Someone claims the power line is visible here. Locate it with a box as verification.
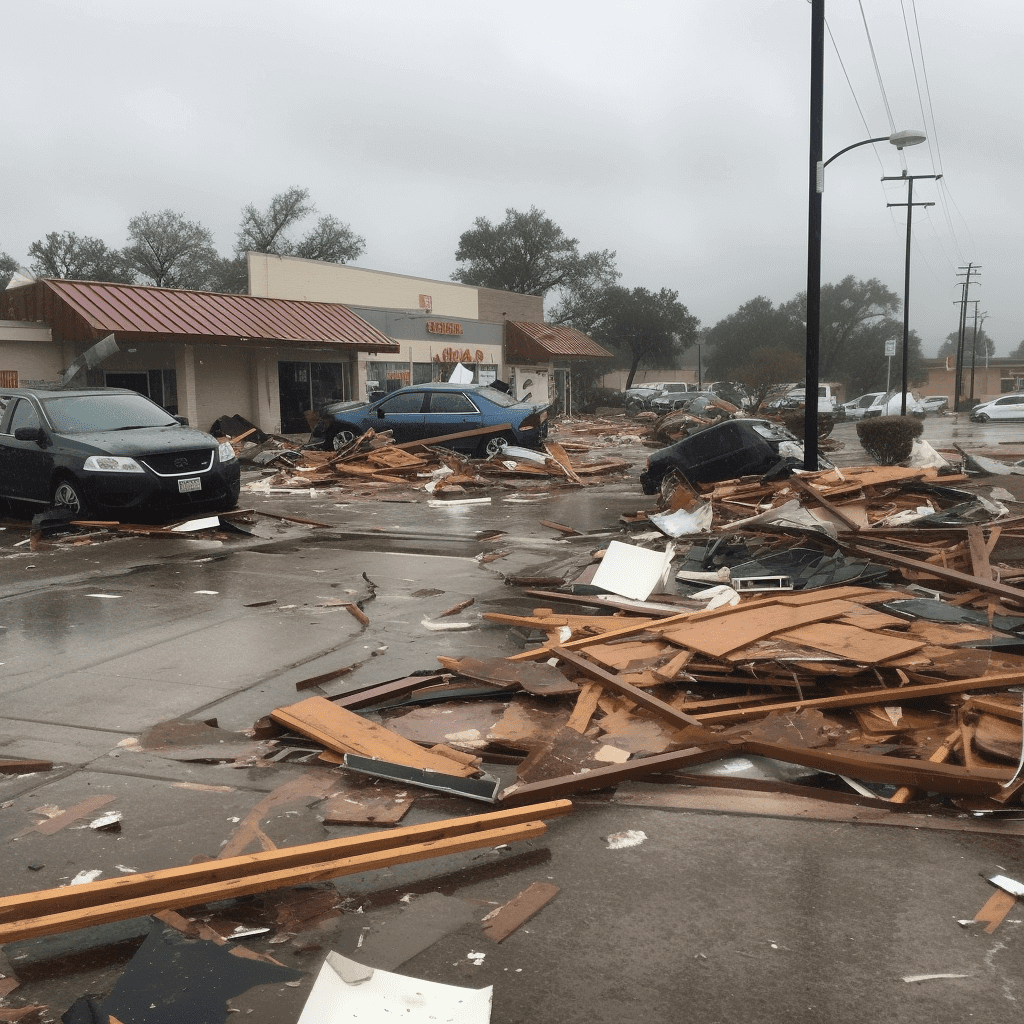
[899,0,937,176]
[857,0,898,133]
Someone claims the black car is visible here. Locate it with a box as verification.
[311,383,551,455]
[0,387,241,520]
[640,418,801,494]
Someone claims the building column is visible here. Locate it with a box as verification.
[252,349,280,433]
[174,345,199,428]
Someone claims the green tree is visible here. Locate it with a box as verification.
[735,347,804,412]
[0,250,17,290]
[937,328,995,359]
[781,276,902,382]
[1009,339,1024,359]
[122,210,218,288]
[235,186,365,263]
[592,286,699,389]
[703,296,802,379]
[841,326,926,397]
[451,206,617,296]
[27,231,131,282]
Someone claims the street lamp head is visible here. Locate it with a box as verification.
[888,129,927,150]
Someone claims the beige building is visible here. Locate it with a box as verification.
[1,279,399,434]
[246,254,612,413]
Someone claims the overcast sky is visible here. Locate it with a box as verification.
[2,0,1020,355]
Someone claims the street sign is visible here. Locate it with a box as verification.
[885,339,897,357]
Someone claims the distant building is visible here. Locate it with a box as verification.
[918,356,1024,405]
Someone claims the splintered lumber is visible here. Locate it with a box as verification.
[483,882,560,942]
[788,474,861,531]
[395,422,513,451]
[551,647,704,729]
[0,801,571,943]
[693,672,1024,727]
[770,623,926,664]
[890,730,962,804]
[742,739,1010,795]
[499,743,737,805]
[843,540,1024,605]
[271,696,476,776]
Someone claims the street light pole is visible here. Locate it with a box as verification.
[882,171,940,414]
[803,4,927,467]
[803,0,824,471]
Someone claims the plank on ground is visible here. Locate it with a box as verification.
[270,696,476,776]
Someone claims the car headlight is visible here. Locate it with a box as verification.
[83,456,145,473]
[218,441,237,463]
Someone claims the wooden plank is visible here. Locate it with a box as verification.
[565,682,602,734]
[789,474,861,531]
[975,888,1018,933]
[843,540,1024,606]
[270,696,477,776]
[771,623,926,664]
[0,823,549,945]
[967,526,995,582]
[658,600,855,658]
[742,739,1009,796]
[394,422,513,451]
[0,801,572,925]
[692,671,1024,727]
[890,730,962,804]
[0,758,52,775]
[482,882,560,942]
[550,648,704,729]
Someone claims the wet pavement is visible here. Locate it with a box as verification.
[1,425,1023,1022]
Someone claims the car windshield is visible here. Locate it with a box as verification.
[42,393,177,433]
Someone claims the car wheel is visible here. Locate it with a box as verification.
[52,476,90,517]
[326,426,356,451]
[481,432,515,458]
[975,413,989,423]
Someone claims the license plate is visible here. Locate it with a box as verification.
[178,478,201,493]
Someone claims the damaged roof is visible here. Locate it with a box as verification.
[2,279,401,352]
[505,320,614,362]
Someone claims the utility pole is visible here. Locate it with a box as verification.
[953,263,980,411]
[882,171,940,414]
[969,305,988,404]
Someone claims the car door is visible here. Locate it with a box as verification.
[1,397,54,503]
[420,390,483,449]
[370,390,428,443]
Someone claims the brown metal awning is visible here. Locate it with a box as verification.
[505,320,614,362]
[2,279,400,352]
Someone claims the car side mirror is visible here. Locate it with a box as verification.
[173,415,189,426]
[14,426,46,444]
[376,409,385,419]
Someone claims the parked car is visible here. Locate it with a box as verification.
[624,381,692,414]
[769,384,839,413]
[842,392,885,420]
[0,386,240,520]
[970,392,1024,422]
[706,381,750,408]
[920,395,949,414]
[311,382,551,455]
[640,418,801,494]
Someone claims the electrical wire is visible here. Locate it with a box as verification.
[857,0,897,134]
[899,0,937,175]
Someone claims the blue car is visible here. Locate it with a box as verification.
[311,383,551,456]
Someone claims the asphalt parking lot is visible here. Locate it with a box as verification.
[1,419,1023,1023]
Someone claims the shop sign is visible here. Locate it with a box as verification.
[433,348,486,364]
[426,320,464,336]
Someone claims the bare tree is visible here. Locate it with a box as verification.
[234,186,365,264]
[28,231,130,282]
[735,347,804,412]
[122,210,218,288]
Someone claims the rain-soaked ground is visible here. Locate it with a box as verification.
[1,417,1022,1022]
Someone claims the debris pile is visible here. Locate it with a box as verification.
[243,428,629,497]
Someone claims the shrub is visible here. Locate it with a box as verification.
[856,415,924,465]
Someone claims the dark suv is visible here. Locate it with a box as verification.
[0,387,240,520]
